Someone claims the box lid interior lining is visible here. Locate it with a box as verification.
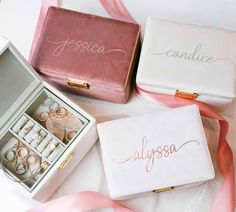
[0,48,40,119]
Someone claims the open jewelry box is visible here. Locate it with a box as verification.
[0,36,97,201]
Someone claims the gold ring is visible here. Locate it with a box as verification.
[66,131,77,141]
[3,149,16,163]
[16,147,29,158]
[38,112,49,122]
[24,127,32,135]
[56,107,67,118]
[14,163,28,175]
[25,154,38,165]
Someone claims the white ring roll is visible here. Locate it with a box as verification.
[24,125,41,143]
[18,120,35,138]
[42,139,59,158]
[12,115,29,133]
[36,135,53,152]
[48,144,64,162]
[42,97,53,106]
[30,130,47,148]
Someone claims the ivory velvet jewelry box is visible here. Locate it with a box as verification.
[31,7,140,103]
[0,36,97,201]
[97,105,215,199]
[136,18,236,109]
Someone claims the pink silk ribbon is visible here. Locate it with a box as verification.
[99,0,136,23]
[28,0,57,63]
[136,87,235,212]
[27,191,132,212]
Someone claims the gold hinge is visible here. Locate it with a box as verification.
[175,90,198,100]
[153,186,175,193]
[67,78,89,89]
[60,154,73,169]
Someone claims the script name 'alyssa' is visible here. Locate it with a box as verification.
[47,37,127,57]
[118,136,200,173]
[149,43,233,64]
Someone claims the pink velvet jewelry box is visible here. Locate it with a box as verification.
[31,7,140,103]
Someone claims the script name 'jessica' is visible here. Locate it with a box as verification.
[118,136,200,173]
[47,37,127,57]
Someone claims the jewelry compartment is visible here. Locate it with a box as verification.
[0,131,51,191]
[11,113,65,163]
[25,89,89,145]
[0,87,92,194]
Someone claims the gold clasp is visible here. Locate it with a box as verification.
[67,78,89,89]
[60,154,73,169]
[153,186,174,193]
[175,90,198,100]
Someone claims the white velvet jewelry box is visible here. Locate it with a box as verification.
[0,36,97,201]
[137,18,236,109]
[97,105,215,199]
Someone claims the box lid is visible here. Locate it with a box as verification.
[97,105,215,199]
[0,36,41,130]
[136,18,236,106]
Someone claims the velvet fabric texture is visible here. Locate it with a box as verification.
[31,7,140,103]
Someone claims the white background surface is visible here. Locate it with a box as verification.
[0,1,236,211]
